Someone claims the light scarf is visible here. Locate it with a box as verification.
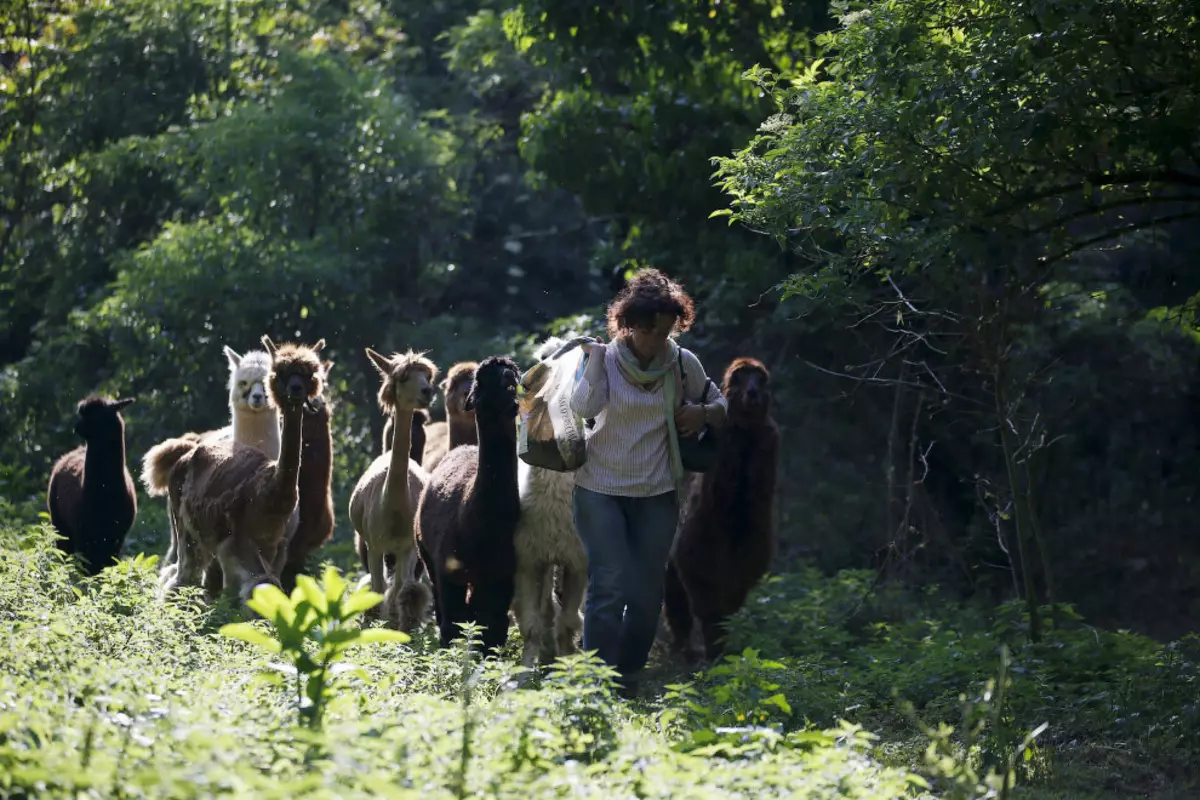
[614,337,685,492]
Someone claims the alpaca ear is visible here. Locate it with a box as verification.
[463,388,477,412]
[365,348,391,376]
[322,360,335,378]
[113,397,135,411]
[223,345,242,368]
[311,338,326,355]
[261,335,278,357]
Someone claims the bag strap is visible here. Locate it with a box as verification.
[676,347,718,406]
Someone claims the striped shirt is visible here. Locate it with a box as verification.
[570,341,728,497]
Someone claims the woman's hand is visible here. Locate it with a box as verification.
[674,403,707,437]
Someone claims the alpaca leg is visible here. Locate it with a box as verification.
[514,559,548,668]
[391,549,432,634]
[202,557,224,601]
[216,535,277,606]
[165,533,203,594]
[698,613,730,662]
[367,546,386,596]
[555,560,587,658]
[417,539,441,630]
[470,578,516,655]
[537,565,559,664]
[437,577,470,648]
[662,559,695,654]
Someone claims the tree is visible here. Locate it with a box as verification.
[714,0,1200,639]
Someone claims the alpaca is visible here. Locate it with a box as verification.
[277,360,336,593]
[511,337,587,668]
[161,346,281,582]
[664,357,780,661]
[348,348,437,631]
[46,395,137,575]
[415,356,522,653]
[141,336,325,603]
[387,361,478,471]
[408,409,429,464]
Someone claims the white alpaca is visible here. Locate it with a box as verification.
[159,346,282,584]
[512,337,588,668]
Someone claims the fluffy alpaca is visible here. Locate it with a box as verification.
[277,360,336,592]
[349,348,437,631]
[664,357,780,661]
[511,337,587,668]
[408,409,429,464]
[142,336,325,603]
[415,356,522,653]
[390,361,478,471]
[161,346,281,582]
[46,395,137,575]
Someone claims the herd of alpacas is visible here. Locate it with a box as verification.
[45,333,779,667]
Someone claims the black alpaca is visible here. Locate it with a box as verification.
[414,356,522,652]
[46,395,138,575]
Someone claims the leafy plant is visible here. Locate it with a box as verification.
[220,566,409,729]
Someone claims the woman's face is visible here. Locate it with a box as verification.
[628,312,677,357]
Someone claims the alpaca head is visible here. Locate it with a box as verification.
[223,346,274,414]
[302,361,336,422]
[261,336,326,411]
[440,361,478,423]
[723,357,772,424]
[464,356,520,421]
[365,348,439,413]
[73,395,135,442]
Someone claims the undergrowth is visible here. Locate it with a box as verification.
[0,523,1196,798]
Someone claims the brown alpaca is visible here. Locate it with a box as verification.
[278,360,336,592]
[46,395,137,575]
[349,348,437,631]
[387,361,478,471]
[664,357,780,661]
[141,336,325,603]
[415,356,522,653]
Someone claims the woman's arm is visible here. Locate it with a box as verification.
[682,349,728,426]
[570,342,610,419]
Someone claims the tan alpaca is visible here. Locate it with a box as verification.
[160,346,282,586]
[387,361,478,471]
[350,348,437,631]
[142,336,324,603]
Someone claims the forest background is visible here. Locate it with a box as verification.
[2,0,1200,795]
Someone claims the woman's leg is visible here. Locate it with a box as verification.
[617,491,679,676]
[572,486,631,669]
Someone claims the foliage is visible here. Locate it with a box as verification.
[0,524,935,798]
[220,567,409,730]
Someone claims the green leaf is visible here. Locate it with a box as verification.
[352,629,411,646]
[322,566,348,606]
[342,589,384,617]
[220,623,282,653]
[295,575,328,615]
[246,583,293,623]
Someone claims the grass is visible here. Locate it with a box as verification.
[0,517,1197,799]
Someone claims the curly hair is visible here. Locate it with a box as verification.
[605,268,696,338]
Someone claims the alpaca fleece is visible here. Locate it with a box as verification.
[47,396,137,575]
[664,357,780,660]
[415,356,521,653]
[279,362,336,592]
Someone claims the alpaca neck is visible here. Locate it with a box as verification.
[82,434,127,493]
[448,413,477,448]
[299,411,333,501]
[268,403,305,513]
[473,413,518,515]
[232,407,282,460]
[382,407,415,515]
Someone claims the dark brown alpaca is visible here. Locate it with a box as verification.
[386,361,478,470]
[142,336,325,603]
[46,395,137,575]
[279,360,336,592]
[664,357,780,661]
[415,356,522,653]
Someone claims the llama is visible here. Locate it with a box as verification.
[388,361,478,471]
[415,356,522,653]
[511,337,587,668]
[408,409,429,463]
[46,395,137,575]
[348,348,437,631]
[664,357,780,661]
[277,359,336,593]
[161,345,281,583]
[141,336,325,603]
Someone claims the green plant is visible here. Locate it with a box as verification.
[220,566,409,729]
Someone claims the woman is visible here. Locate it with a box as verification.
[570,268,727,695]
